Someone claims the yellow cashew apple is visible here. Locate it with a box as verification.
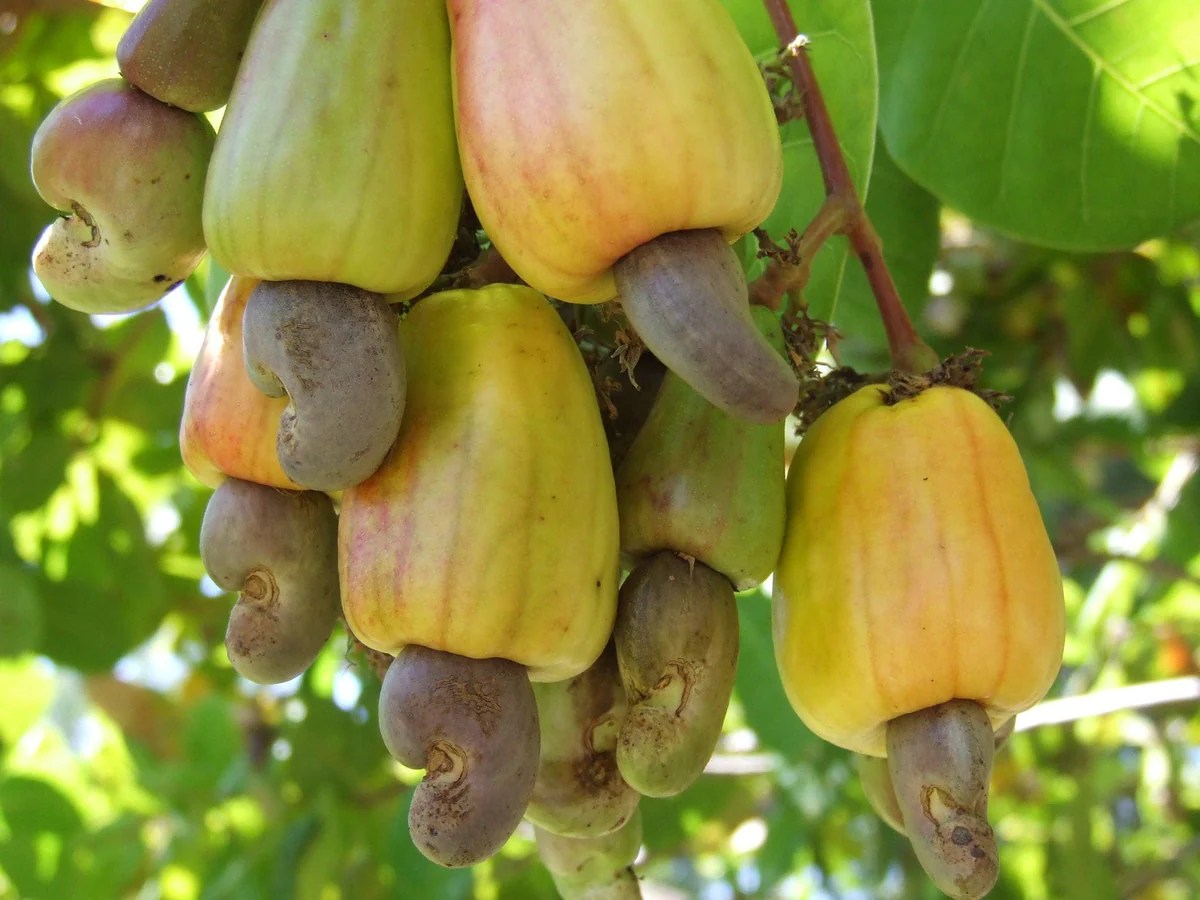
[772,385,1065,757]
[340,284,619,682]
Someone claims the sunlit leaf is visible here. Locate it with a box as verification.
[874,0,1200,249]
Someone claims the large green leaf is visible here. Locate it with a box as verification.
[874,0,1200,250]
[721,0,877,320]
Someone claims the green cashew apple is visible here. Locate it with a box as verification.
[536,807,644,900]
[30,79,213,314]
[449,0,796,422]
[204,0,462,296]
[615,306,787,590]
[527,644,640,838]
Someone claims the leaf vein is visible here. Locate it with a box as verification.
[998,4,1040,205]
[1030,0,1200,143]
[1067,0,1135,28]
[1080,62,1102,225]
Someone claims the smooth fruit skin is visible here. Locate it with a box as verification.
[179,276,299,490]
[449,0,782,303]
[30,79,213,314]
[203,0,462,297]
[340,285,620,683]
[615,306,787,589]
[772,385,1065,757]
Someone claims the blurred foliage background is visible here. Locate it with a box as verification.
[1,1,1198,898]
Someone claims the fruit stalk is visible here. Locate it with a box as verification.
[760,0,937,374]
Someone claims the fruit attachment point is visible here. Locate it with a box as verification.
[614,229,798,425]
[886,699,999,899]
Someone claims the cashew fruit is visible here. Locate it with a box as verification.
[858,717,1014,837]
[379,646,539,868]
[339,284,619,682]
[241,280,405,492]
[449,0,795,422]
[179,276,299,491]
[614,552,739,798]
[117,0,264,112]
[200,478,340,684]
[615,306,787,590]
[450,0,780,303]
[536,808,643,900]
[528,644,639,838]
[30,78,213,314]
[203,0,462,296]
[772,385,1065,757]
[614,230,799,424]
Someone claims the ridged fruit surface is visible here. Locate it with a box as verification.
[615,306,787,589]
[203,0,462,297]
[179,276,298,490]
[449,0,782,303]
[773,385,1065,757]
[340,285,619,682]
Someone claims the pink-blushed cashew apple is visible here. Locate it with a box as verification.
[30,79,213,314]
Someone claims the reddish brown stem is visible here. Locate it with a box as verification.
[751,194,853,310]
[761,0,937,375]
[464,244,521,288]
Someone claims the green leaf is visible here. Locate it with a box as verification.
[37,473,170,671]
[0,656,54,752]
[0,775,84,836]
[721,0,878,320]
[874,0,1200,250]
[0,561,42,656]
[0,427,73,513]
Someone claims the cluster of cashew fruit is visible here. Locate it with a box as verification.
[30,0,1066,897]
